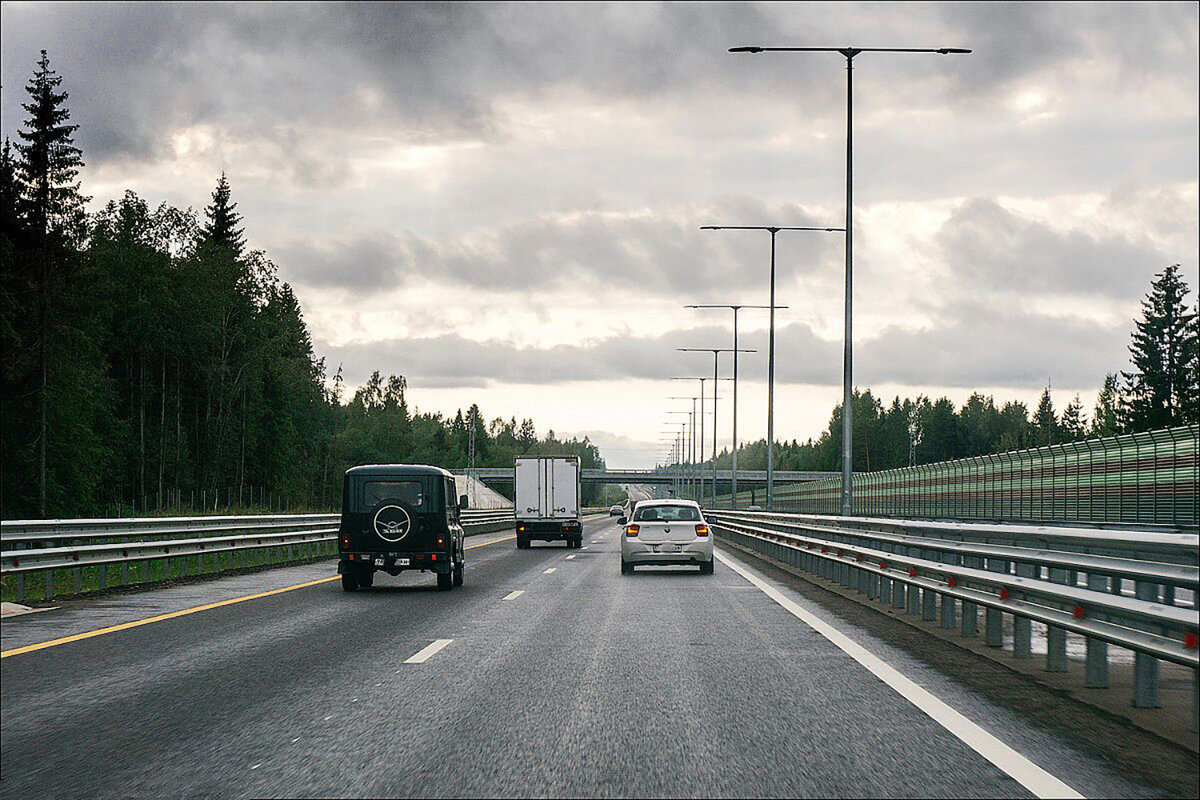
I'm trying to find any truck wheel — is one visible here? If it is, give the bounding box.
[437,570,453,591]
[341,571,359,592]
[453,558,464,587]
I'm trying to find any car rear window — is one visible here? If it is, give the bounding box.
[634,505,700,522]
[362,480,425,509]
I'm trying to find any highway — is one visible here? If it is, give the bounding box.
[2,515,1196,798]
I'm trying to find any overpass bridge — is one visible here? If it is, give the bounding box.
[451,467,838,487]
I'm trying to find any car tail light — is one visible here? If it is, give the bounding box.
[695,524,708,536]
[626,524,640,537]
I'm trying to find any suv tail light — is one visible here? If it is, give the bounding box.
[625,524,640,537]
[695,524,708,537]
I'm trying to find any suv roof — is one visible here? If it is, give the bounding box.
[344,464,455,478]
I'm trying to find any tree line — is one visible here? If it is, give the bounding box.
[711,263,1199,474]
[0,51,604,518]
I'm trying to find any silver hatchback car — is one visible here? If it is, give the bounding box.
[619,499,713,575]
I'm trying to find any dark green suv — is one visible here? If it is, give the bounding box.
[337,465,467,592]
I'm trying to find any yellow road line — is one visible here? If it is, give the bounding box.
[2,532,517,659]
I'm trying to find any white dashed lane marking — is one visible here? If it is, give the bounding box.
[566,555,576,560]
[503,590,525,601]
[543,568,557,574]
[404,639,453,664]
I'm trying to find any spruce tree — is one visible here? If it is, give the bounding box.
[1061,395,1087,441]
[1033,388,1058,446]
[1122,265,1197,431]
[1091,373,1121,436]
[15,50,90,515]
[199,173,245,257]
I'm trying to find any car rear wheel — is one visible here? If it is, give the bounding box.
[700,560,714,575]
[341,571,358,592]
[621,561,633,575]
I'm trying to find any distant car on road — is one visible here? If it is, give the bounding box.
[337,464,467,592]
[619,499,713,575]
[609,505,623,516]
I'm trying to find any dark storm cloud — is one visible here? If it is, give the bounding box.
[280,197,841,295]
[322,303,1122,390]
[937,198,1172,298]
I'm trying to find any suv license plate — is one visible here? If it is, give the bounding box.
[396,558,410,566]
[374,557,385,566]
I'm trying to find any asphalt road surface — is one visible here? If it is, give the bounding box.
[2,516,1194,798]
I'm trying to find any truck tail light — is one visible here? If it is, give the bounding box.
[695,524,708,536]
[626,524,640,537]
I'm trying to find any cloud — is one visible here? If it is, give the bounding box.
[321,300,1125,392]
[278,197,842,295]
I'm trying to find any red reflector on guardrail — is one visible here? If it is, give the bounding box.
[947,577,957,587]
[879,560,888,569]
[855,553,863,562]
[11,558,18,567]
[1184,632,1198,650]
[908,568,917,577]
[821,546,828,553]
[1000,588,1009,600]
[1073,606,1084,619]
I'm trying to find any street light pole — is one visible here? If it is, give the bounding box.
[679,347,754,507]
[728,45,970,514]
[686,304,783,508]
[700,225,841,509]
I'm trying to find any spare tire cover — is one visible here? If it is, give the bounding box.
[371,499,418,543]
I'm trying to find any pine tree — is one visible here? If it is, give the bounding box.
[1033,388,1058,446]
[1091,373,1121,436]
[198,173,245,257]
[14,50,90,516]
[1122,265,1197,431]
[1061,394,1086,441]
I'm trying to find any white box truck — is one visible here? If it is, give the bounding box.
[514,455,583,549]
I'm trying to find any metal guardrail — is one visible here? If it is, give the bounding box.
[1,510,516,602]
[706,509,1199,730]
[721,425,1198,526]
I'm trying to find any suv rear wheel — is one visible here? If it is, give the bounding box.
[341,571,359,592]
[437,570,453,591]
[453,557,464,587]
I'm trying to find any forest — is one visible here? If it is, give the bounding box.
[0,52,604,518]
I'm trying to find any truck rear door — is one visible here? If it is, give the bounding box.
[551,458,579,519]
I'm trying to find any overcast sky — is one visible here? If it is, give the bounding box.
[3,2,1197,467]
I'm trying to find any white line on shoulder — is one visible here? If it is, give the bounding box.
[714,550,1083,800]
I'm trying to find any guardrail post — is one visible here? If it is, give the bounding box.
[922,587,937,622]
[141,558,150,583]
[940,550,957,629]
[1085,573,1110,688]
[906,581,920,615]
[1012,563,1035,659]
[1132,580,1161,708]
[1046,567,1068,672]
[44,569,54,599]
[15,572,25,603]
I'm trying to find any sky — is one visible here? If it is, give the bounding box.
[2,2,1197,468]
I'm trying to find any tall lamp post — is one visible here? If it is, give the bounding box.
[678,347,755,507]
[686,303,783,508]
[700,225,841,509]
[666,411,694,500]
[667,396,703,500]
[670,376,730,505]
[728,45,970,514]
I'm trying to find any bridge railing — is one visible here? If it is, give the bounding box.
[706,509,1199,730]
[725,425,1198,526]
[0,509,515,603]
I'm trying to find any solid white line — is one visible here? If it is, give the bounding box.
[404,638,453,664]
[543,568,557,574]
[713,551,1083,800]
[502,590,525,601]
